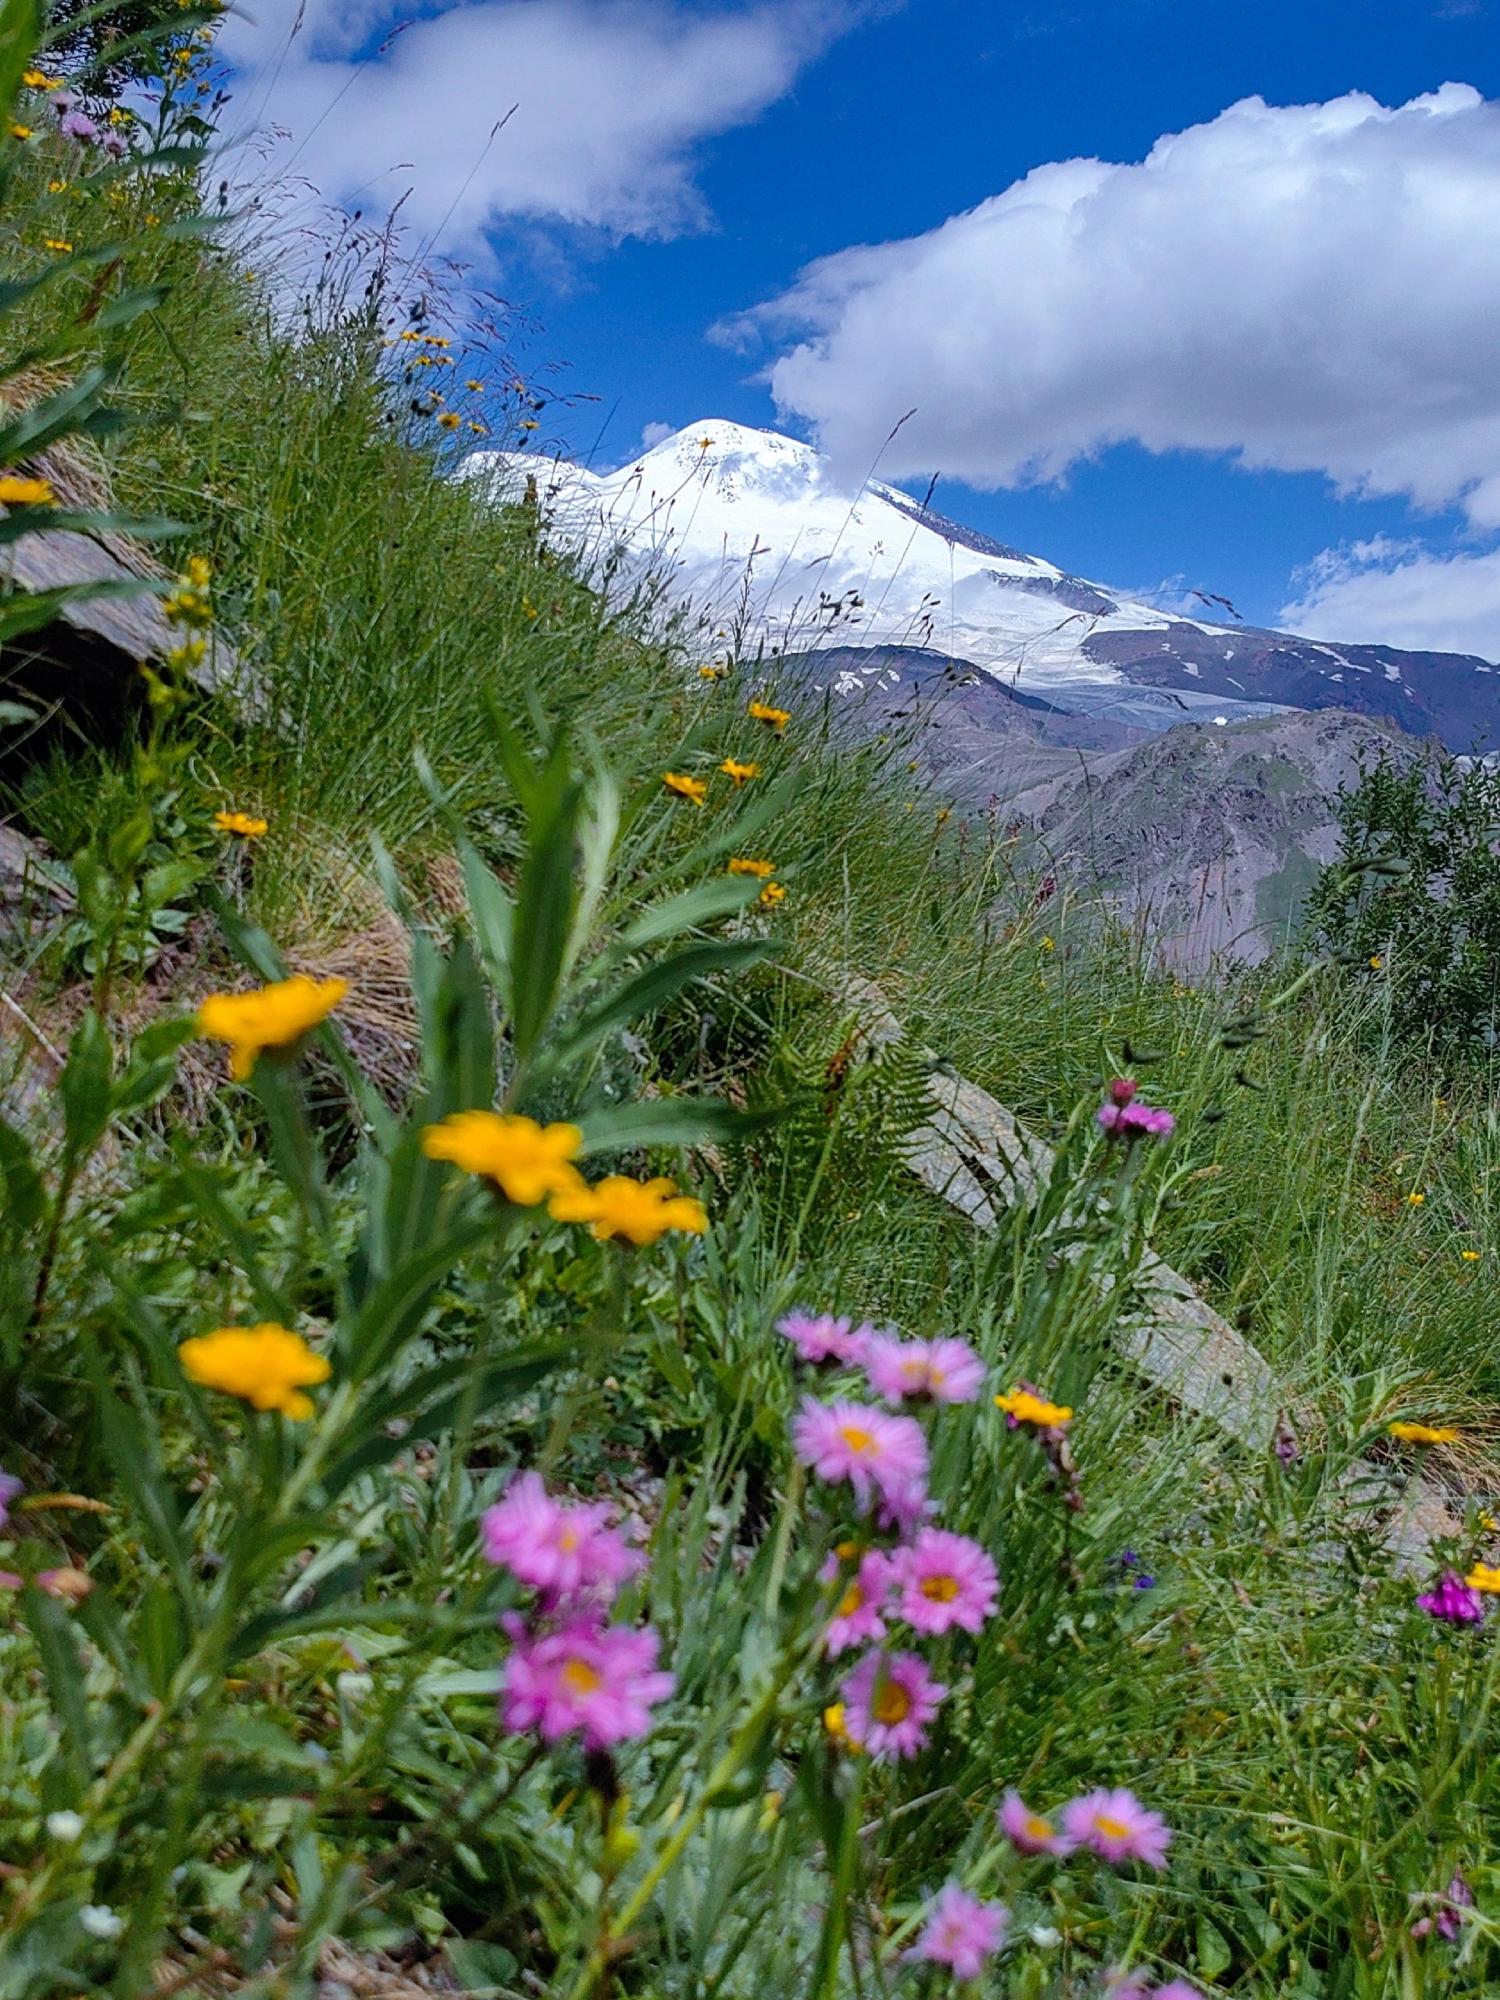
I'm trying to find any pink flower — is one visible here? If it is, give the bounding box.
[480,1471,641,1609]
[892,1528,998,1635]
[1097,1101,1175,1139]
[1059,1787,1172,1869]
[998,1788,1074,1856]
[1417,1571,1486,1626]
[1154,1985,1204,2000]
[1107,1077,1139,1107]
[792,1396,929,1524]
[58,109,98,143]
[908,1883,1008,1978]
[0,1472,20,1531]
[777,1310,872,1366]
[839,1649,946,1760]
[501,1616,674,1749]
[862,1334,985,1404]
[822,1548,893,1655]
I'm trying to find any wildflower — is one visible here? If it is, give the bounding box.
[0,1566,92,1601]
[549,1175,707,1245]
[792,1396,929,1522]
[399,329,422,342]
[719,756,759,782]
[501,1616,673,1749]
[662,770,708,806]
[862,1333,985,1405]
[822,1547,892,1654]
[10,124,32,140]
[998,1789,1074,1856]
[519,418,540,431]
[908,1884,1008,1979]
[481,1470,641,1608]
[1461,1248,1481,1262]
[1465,1562,1500,1593]
[1154,1986,1206,2000]
[79,1906,123,1942]
[22,69,56,87]
[727,856,775,878]
[47,178,67,192]
[214,809,267,838]
[467,421,488,435]
[994,1385,1073,1430]
[0,1470,19,1528]
[58,109,97,142]
[1388,1421,1459,1445]
[196,974,347,1081]
[178,1323,331,1419]
[699,663,729,680]
[45,1811,83,1842]
[776,1310,872,1366]
[1368,954,1384,969]
[437,411,462,430]
[892,1527,998,1635]
[1407,1190,1425,1206]
[466,378,485,391]
[760,881,786,906]
[1097,1086,1175,1139]
[1417,1571,1486,1625]
[839,1649,946,1761]
[420,1110,584,1207]
[823,1701,860,1750]
[522,598,539,620]
[1059,1787,1172,1869]
[748,699,791,731]
[1040,935,1055,952]
[0,474,55,507]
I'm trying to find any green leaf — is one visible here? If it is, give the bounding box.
[577,1096,769,1156]
[0,1114,44,1232]
[0,0,43,129]
[339,1210,495,1382]
[546,939,773,1071]
[459,839,512,990]
[509,760,582,1063]
[21,1585,92,1788]
[95,1385,195,1612]
[604,873,763,959]
[58,1010,112,1159]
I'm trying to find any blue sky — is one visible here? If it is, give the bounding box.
[225,0,1500,656]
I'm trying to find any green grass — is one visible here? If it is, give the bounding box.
[1,27,1498,1999]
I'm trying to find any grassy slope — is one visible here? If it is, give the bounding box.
[3,104,1499,2000]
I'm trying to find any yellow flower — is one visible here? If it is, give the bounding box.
[719,757,759,784]
[1406,1191,1425,1207]
[178,1323,331,1419]
[935,807,951,825]
[10,124,32,140]
[1461,1248,1481,1262]
[699,663,729,680]
[519,419,540,431]
[196,975,348,1082]
[747,699,791,732]
[47,178,67,193]
[521,597,540,620]
[214,809,268,838]
[468,421,489,435]
[1368,955,1383,970]
[663,771,707,806]
[1386,1420,1459,1445]
[727,857,775,878]
[22,69,56,87]
[185,553,212,589]
[420,1110,585,1206]
[423,334,451,348]
[399,329,422,342]
[994,1386,1073,1429]
[549,1175,707,1246]
[1039,936,1055,953]
[0,475,55,507]
[466,378,485,392]
[759,881,786,907]
[1465,1562,1500,1594]
[43,237,72,253]
[437,411,462,430]
[823,1702,861,1751]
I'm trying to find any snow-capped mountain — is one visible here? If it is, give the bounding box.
[464,418,1500,750]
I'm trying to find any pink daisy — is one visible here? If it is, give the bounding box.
[908,1883,1008,1978]
[821,1548,893,1655]
[998,1788,1075,1856]
[839,1649,947,1761]
[861,1334,986,1405]
[892,1527,998,1635]
[1060,1787,1172,1869]
[1417,1571,1486,1625]
[777,1310,873,1366]
[481,1471,641,1609]
[501,1615,674,1749]
[792,1396,929,1522]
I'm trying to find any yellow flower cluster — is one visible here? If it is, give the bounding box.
[0,474,55,507]
[663,771,707,806]
[1386,1420,1459,1446]
[1466,1562,1500,1594]
[214,809,267,838]
[719,758,759,784]
[178,1322,330,1418]
[421,1111,707,1245]
[994,1387,1074,1429]
[747,699,791,732]
[197,975,348,1081]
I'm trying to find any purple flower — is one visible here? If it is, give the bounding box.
[1417,1571,1486,1626]
[792,1396,929,1525]
[1059,1787,1172,1869]
[861,1333,985,1405]
[907,1883,1008,1978]
[891,1527,998,1635]
[839,1649,946,1761]
[776,1310,871,1366]
[501,1615,673,1749]
[58,109,98,143]
[821,1547,892,1656]
[998,1789,1074,1856]
[480,1471,641,1611]
[101,130,127,158]
[0,1472,20,1532]
[1097,1100,1175,1139]
[1132,1573,1157,1590]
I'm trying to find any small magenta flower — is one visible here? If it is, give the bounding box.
[480,1471,641,1610]
[1097,1099,1175,1139]
[1154,1985,1205,1999]
[892,1527,998,1635]
[998,1788,1074,1856]
[58,108,97,142]
[1059,1787,1172,1868]
[777,1310,872,1366]
[1417,1571,1487,1626]
[501,1615,674,1748]
[0,1470,20,1530]
[822,1547,892,1655]
[839,1649,946,1761]
[908,1882,1008,1978]
[861,1334,985,1404]
[792,1396,929,1523]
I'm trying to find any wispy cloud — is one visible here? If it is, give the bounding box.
[1282,536,1500,660]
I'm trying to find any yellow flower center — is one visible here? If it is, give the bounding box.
[1094,1813,1130,1839]
[1026,1815,1054,1842]
[872,1682,911,1725]
[920,1574,960,1603]
[559,1526,580,1551]
[837,1582,864,1619]
[837,1424,876,1455]
[562,1660,603,1696]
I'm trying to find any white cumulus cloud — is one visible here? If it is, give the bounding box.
[1282,538,1500,659]
[221,1,864,253]
[730,85,1500,524]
